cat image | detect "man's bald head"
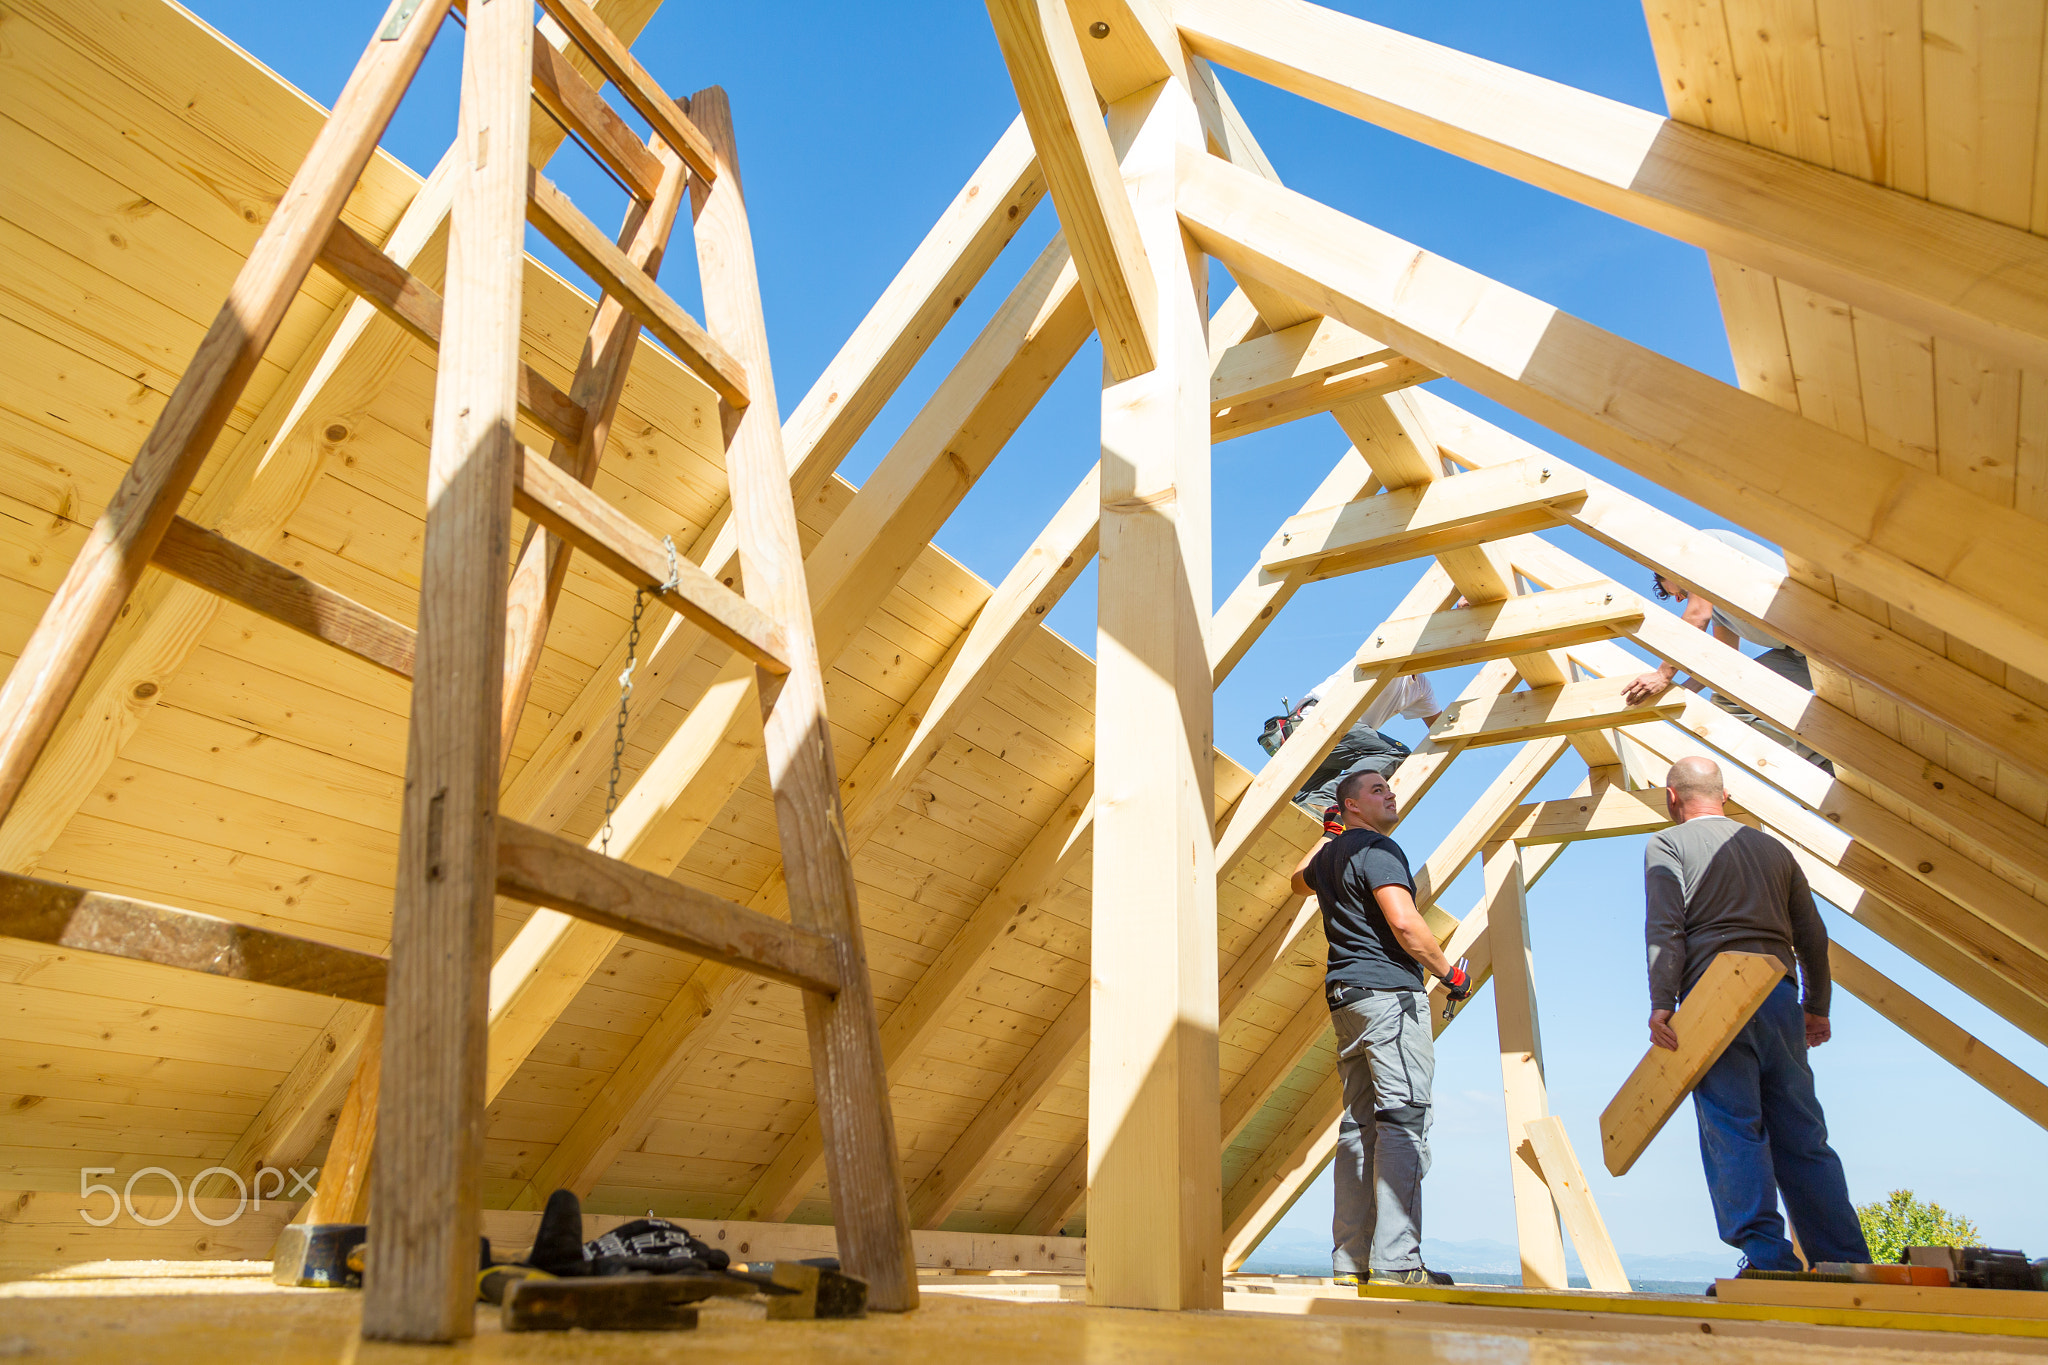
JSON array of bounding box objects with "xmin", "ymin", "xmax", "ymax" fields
[{"xmin": 1664, "ymin": 756, "xmax": 1727, "ymax": 819}]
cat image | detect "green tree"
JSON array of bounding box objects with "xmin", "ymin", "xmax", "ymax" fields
[{"xmin": 1855, "ymin": 1188, "xmax": 1982, "ymax": 1264}]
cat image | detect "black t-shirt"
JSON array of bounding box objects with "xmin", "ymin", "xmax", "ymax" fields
[{"xmin": 1304, "ymin": 828, "xmax": 1425, "ymax": 993}]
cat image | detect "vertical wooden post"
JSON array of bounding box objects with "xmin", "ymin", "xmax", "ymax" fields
[
  {"xmin": 687, "ymin": 86, "xmax": 919, "ymax": 1314},
  {"xmin": 361, "ymin": 0, "xmax": 530, "ymax": 1342},
  {"xmin": 1523, "ymin": 1114, "xmax": 1630, "ymax": 1291},
  {"xmin": 1088, "ymin": 72, "xmax": 1221, "ymax": 1312},
  {"xmin": 1483, "ymin": 844, "xmax": 1568, "ymax": 1288}
]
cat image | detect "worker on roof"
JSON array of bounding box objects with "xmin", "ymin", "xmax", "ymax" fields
[
  {"xmin": 1620, "ymin": 527, "xmax": 1831, "ymax": 772},
  {"xmin": 1262, "ymin": 665, "xmax": 1442, "ymax": 811},
  {"xmin": 1644, "ymin": 756, "xmax": 1870, "ymax": 1276},
  {"xmin": 1290, "ymin": 768, "xmax": 1472, "ymax": 1287}
]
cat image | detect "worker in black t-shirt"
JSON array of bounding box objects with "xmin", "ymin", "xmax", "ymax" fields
[{"xmin": 1289, "ymin": 768, "xmax": 1473, "ymax": 1286}]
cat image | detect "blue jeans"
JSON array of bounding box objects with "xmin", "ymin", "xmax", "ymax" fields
[{"xmin": 1692, "ymin": 977, "xmax": 1869, "ymax": 1270}]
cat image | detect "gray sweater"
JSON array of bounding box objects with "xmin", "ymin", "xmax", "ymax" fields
[{"xmin": 1644, "ymin": 815, "xmax": 1831, "ymax": 1015}]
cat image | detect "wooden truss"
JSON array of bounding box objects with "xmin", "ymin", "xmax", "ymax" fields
[{"xmin": 0, "ymin": 0, "xmax": 2045, "ymax": 1325}]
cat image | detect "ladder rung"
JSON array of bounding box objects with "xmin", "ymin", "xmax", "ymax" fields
[
  {"xmin": 0, "ymin": 869, "xmax": 387, "ymax": 1005},
  {"xmin": 533, "ymin": 0, "xmax": 718, "ymax": 182},
  {"xmin": 152, "ymin": 516, "xmax": 416, "ymax": 678},
  {"xmin": 493, "ymin": 817, "xmax": 842, "ymax": 995},
  {"xmin": 532, "ymin": 36, "xmax": 664, "ymax": 201},
  {"xmin": 511, "ymin": 447, "xmax": 789, "ymax": 674},
  {"xmin": 526, "ymin": 170, "xmax": 752, "ymax": 410},
  {"xmin": 316, "ymin": 219, "xmax": 587, "ymax": 448}
]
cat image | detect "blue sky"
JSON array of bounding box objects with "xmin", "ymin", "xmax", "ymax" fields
[{"xmin": 183, "ymin": 1, "xmax": 2048, "ymax": 1269}]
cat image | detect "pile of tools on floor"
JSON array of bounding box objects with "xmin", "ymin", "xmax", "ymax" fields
[
  {"xmin": 273, "ymin": 1190, "xmax": 867, "ymax": 1331},
  {"xmin": 1736, "ymin": 1246, "xmax": 2048, "ymax": 1291}
]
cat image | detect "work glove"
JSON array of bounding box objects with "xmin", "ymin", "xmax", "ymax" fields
[
  {"xmin": 1322, "ymin": 805, "xmax": 1345, "ymax": 839},
  {"xmin": 1440, "ymin": 959, "xmax": 1474, "ymax": 1003}
]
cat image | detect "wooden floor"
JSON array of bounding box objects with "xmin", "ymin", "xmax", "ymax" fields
[{"xmin": 1, "ymin": 1265, "xmax": 2044, "ymax": 1362}]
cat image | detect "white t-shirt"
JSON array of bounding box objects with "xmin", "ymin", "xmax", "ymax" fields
[
  {"xmin": 1700, "ymin": 527, "xmax": 1790, "ymax": 651},
  {"xmin": 1304, "ymin": 667, "xmax": 1439, "ymax": 730}
]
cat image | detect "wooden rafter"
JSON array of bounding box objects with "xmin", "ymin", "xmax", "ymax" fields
[
  {"xmin": 1172, "ymin": 0, "xmax": 2048, "ymax": 375},
  {"xmin": 1177, "ymin": 150, "xmax": 2048, "ymax": 681},
  {"xmin": 1421, "ymin": 391, "xmax": 2048, "ymax": 787},
  {"xmin": 986, "ymin": 0, "xmax": 1158, "ymax": 379}
]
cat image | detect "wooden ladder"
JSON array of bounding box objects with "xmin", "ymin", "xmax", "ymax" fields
[{"xmin": 0, "ymin": 0, "xmax": 916, "ymax": 1341}]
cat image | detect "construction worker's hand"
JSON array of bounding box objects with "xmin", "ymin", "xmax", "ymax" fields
[
  {"xmin": 1322, "ymin": 805, "xmax": 1345, "ymax": 839},
  {"xmin": 1440, "ymin": 961, "xmax": 1474, "ymax": 1003},
  {"xmin": 1648, "ymin": 1009, "xmax": 1679, "ymax": 1051},
  {"xmin": 1804, "ymin": 1012, "xmax": 1831, "ymax": 1048},
  {"xmin": 1623, "ymin": 671, "xmax": 1672, "ymax": 705}
]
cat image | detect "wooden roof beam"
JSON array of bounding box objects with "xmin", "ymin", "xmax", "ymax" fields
[
  {"xmin": 1211, "ymin": 318, "xmax": 1436, "ymax": 441},
  {"xmin": 986, "ymin": 0, "xmax": 1158, "ymax": 379},
  {"xmin": 1562, "ymin": 631, "xmax": 2048, "ymax": 980},
  {"xmin": 1259, "ymin": 457, "xmax": 1586, "ymax": 579},
  {"xmin": 1173, "ymin": 0, "xmax": 2048, "ymax": 376},
  {"xmin": 1830, "ymin": 944, "xmax": 2048, "ymax": 1136},
  {"xmin": 0, "ymin": 870, "xmax": 387, "ymax": 1005},
  {"xmin": 1516, "ymin": 541, "xmax": 2048, "ymax": 897},
  {"xmin": 1421, "ymin": 391, "xmax": 2048, "ymax": 788},
  {"xmin": 1430, "ymin": 678, "xmax": 1687, "ymax": 749},
  {"xmin": 1177, "ymin": 150, "xmax": 2048, "ymax": 683},
  {"xmin": 1064, "ymin": 0, "xmax": 1181, "ymax": 104}
]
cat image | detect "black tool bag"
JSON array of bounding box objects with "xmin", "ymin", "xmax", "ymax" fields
[
  {"xmin": 1258, "ymin": 697, "xmax": 1317, "ymax": 756},
  {"xmin": 527, "ymin": 1188, "xmax": 731, "ymax": 1276}
]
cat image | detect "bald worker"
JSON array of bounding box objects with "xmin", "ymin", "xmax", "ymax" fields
[{"xmin": 1644, "ymin": 756, "xmax": 1868, "ymax": 1273}]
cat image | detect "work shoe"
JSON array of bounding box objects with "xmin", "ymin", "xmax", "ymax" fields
[
  {"xmin": 1366, "ymin": 1266, "xmax": 1455, "ymax": 1286},
  {"xmin": 1331, "ymin": 1273, "xmax": 1361, "ymax": 1287}
]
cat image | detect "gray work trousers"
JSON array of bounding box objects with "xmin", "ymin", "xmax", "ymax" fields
[
  {"xmin": 1709, "ymin": 646, "xmax": 1834, "ymax": 773},
  {"xmin": 1329, "ymin": 987, "xmax": 1434, "ymax": 1275}
]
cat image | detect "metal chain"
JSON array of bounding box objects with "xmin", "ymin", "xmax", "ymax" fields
[{"xmin": 599, "ymin": 537, "xmax": 681, "ymax": 856}]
